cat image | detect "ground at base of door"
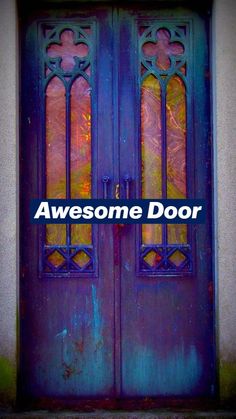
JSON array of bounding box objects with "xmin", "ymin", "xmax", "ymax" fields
[{"xmin": 1, "ymin": 409, "xmax": 236, "ymax": 419}]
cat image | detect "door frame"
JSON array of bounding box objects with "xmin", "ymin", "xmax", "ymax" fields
[{"xmin": 18, "ymin": 0, "xmax": 216, "ymax": 410}]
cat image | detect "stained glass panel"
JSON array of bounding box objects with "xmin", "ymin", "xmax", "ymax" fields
[
  {"xmin": 139, "ymin": 22, "xmax": 191, "ymax": 274},
  {"xmin": 166, "ymin": 75, "xmax": 187, "ymax": 244},
  {"xmin": 71, "ymin": 77, "xmax": 92, "ymax": 246},
  {"xmin": 141, "ymin": 74, "xmax": 162, "ymax": 244},
  {"xmin": 43, "ymin": 23, "xmax": 94, "ymax": 273},
  {"xmin": 46, "ymin": 76, "xmax": 66, "ymax": 246},
  {"xmin": 72, "ymin": 250, "xmax": 90, "ymax": 268}
]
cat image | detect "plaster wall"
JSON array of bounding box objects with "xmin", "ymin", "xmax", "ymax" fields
[
  {"xmin": 0, "ymin": 0, "xmax": 18, "ymax": 406},
  {"xmin": 212, "ymin": 0, "xmax": 236, "ymax": 401}
]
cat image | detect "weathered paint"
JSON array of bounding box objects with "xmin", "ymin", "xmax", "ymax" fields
[
  {"xmin": 0, "ymin": 356, "xmax": 16, "ymax": 406},
  {"xmin": 119, "ymin": 6, "xmax": 214, "ymax": 398},
  {"xmin": 91, "ymin": 284, "xmax": 103, "ymax": 343},
  {"xmin": 122, "ymin": 344, "xmax": 202, "ymax": 395},
  {"xmin": 20, "ymin": 5, "xmax": 115, "ymax": 400}
]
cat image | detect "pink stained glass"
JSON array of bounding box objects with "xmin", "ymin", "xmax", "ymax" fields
[
  {"xmin": 46, "ymin": 77, "xmax": 66, "ymax": 246},
  {"xmin": 141, "ymin": 74, "xmax": 162, "ymax": 244},
  {"xmin": 166, "ymin": 75, "xmax": 187, "ymax": 244},
  {"xmin": 70, "ymin": 77, "xmax": 92, "ymax": 246},
  {"xmin": 142, "ymin": 29, "xmax": 184, "ymax": 71},
  {"xmin": 47, "ymin": 30, "xmax": 89, "ymax": 72}
]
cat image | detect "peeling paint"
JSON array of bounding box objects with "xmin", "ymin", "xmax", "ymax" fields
[
  {"xmin": 123, "ymin": 343, "xmax": 202, "ymax": 395},
  {"xmin": 55, "ymin": 328, "xmax": 71, "ymax": 366},
  {"xmin": 55, "ymin": 328, "xmax": 68, "ymax": 339},
  {"xmin": 94, "ymin": 338, "xmax": 104, "ymax": 353},
  {"xmin": 92, "ymin": 284, "xmax": 102, "ymax": 343},
  {"xmin": 62, "ymin": 362, "xmax": 76, "ymax": 380},
  {"xmin": 124, "ymin": 262, "xmax": 131, "ymax": 271},
  {"xmin": 74, "ymin": 340, "xmax": 84, "ymax": 353}
]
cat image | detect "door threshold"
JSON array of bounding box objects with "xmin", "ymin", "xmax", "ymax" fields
[{"xmin": 15, "ymin": 396, "xmax": 223, "ymax": 413}]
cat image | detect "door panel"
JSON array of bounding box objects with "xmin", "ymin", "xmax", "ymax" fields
[
  {"xmin": 119, "ymin": 7, "xmax": 214, "ymax": 396},
  {"xmin": 20, "ymin": 6, "xmax": 116, "ymax": 398},
  {"xmin": 20, "ymin": 3, "xmax": 214, "ymax": 403}
]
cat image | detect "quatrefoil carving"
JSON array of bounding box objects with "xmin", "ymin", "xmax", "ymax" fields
[
  {"xmin": 47, "ymin": 29, "xmax": 89, "ymax": 71},
  {"xmin": 142, "ymin": 28, "xmax": 184, "ymax": 70}
]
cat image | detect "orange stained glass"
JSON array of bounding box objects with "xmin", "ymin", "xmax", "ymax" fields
[
  {"xmin": 70, "ymin": 77, "xmax": 92, "ymax": 245},
  {"xmin": 141, "ymin": 74, "xmax": 162, "ymax": 244},
  {"xmin": 46, "ymin": 76, "xmax": 66, "ymax": 245},
  {"xmin": 166, "ymin": 75, "xmax": 187, "ymax": 243}
]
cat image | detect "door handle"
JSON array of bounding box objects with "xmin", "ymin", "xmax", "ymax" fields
[
  {"xmin": 123, "ymin": 175, "xmax": 132, "ymax": 199},
  {"xmin": 102, "ymin": 175, "xmax": 110, "ymax": 199},
  {"xmin": 115, "ymin": 183, "xmax": 120, "ymax": 199}
]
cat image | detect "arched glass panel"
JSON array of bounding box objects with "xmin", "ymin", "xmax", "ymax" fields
[
  {"xmin": 166, "ymin": 75, "xmax": 187, "ymax": 244},
  {"xmin": 141, "ymin": 74, "xmax": 162, "ymax": 244}
]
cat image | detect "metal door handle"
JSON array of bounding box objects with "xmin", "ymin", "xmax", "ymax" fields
[
  {"xmin": 115, "ymin": 183, "xmax": 120, "ymax": 199},
  {"xmin": 102, "ymin": 176, "xmax": 110, "ymax": 199},
  {"xmin": 123, "ymin": 175, "xmax": 132, "ymax": 199}
]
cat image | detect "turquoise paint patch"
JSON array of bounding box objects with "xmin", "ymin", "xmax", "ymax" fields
[
  {"xmin": 123, "ymin": 343, "xmax": 202, "ymax": 396},
  {"xmin": 55, "ymin": 328, "xmax": 68, "ymax": 339},
  {"xmin": 91, "ymin": 284, "xmax": 102, "ymax": 342},
  {"xmin": 55, "ymin": 328, "xmax": 71, "ymax": 366},
  {"xmin": 89, "ymin": 285, "xmax": 107, "ymax": 391}
]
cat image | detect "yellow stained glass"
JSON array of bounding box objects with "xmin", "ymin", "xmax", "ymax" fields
[
  {"xmin": 141, "ymin": 74, "xmax": 162, "ymax": 244},
  {"xmin": 166, "ymin": 75, "xmax": 187, "ymax": 244}
]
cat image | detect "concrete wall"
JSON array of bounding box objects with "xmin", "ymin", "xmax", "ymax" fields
[
  {"xmin": 0, "ymin": 0, "xmax": 18, "ymax": 407},
  {"xmin": 0, "ymin": 0, "xmax": 236, "ymax": 407},
  {"xmin": 212, "ymin": 0, "xmax": 236, "ymax": 402}
]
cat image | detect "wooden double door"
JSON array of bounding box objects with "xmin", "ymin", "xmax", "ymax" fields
[{"xmin": 20, "ymin": 2, "xmax": 214, "ymax": 405}]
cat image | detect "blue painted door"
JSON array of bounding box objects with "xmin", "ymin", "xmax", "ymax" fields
[
  {"xmin": 118, "ymin": 7, "xmax": 214, "ymax": 397},
  {"xmin": 20, "ymin": 6, "xmax": 116, "ymax": 402},
  {"xmin": 20, "ymin": 3, "xmax": 214, "ymax": 405}
]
